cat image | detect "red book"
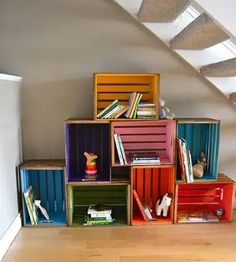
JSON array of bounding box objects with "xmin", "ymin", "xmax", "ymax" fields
[
  {"xmin": 177, "ymin": 138, "xmax": 186, "ymax": 182},
  {"xmin": 133, "ymin": 189, "xmax": 148, "ymax": 221}
]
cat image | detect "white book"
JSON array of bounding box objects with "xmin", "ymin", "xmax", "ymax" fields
[
  {"xmin": 188, "ymin": 150, "xmax": 194, "ymax": 183},
  {"xmin": 181, "ymin": 140, "xmax": 190, "ymax": 183},
  {"xmin": 118, "ymin": 134, "xmax": 127, "ymax": 165},
  {"xmin": 114, "ymin": 133, "xmax": 124, "ymax": 165}
]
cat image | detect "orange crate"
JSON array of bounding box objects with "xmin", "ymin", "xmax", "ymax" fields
[
  {"xmin": 94, "ymin": 73, "xmax": 159, "ymax": 120},
  {"xmin": 131, "ymin": 166, "xmax": 175, "ymax": 225}
]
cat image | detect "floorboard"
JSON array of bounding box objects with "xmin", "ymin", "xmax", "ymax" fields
[{"xmin": 3, "ymin": 212, "xmax": 236, "ymax": 262}]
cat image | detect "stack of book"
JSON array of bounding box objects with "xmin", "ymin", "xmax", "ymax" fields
[
  {"xmin": 129, "ymin": 152, "xmax": 161, "ymax": 165},
  {"xmin": 137, "ymin": 103, "xmax": 156, "ymax": 119},
  {"xmin": 124, "ymin": 92, "xmax": 143, "ymax": 119},
  {"xmin": 97, "ymin": 100, "xmax": 129, "ymax": 119},
  {"xmin": 83, "ymin": 205, "xmax": 115, "ymax": 226}
]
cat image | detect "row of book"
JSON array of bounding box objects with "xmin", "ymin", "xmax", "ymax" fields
[
  {"xmin": 97, "ymin": 99, "xmax": 129, "ymax": 119},
  {"xmin": 83, "ymin": 204, "xmax": 115, "ymax": 226},
  {"xmin": 97, "ymin": 92, "xmax": 157, "ymax": 119},
  {"xmin": 114, "ymin": 133, "xmax": 161, "ymax": 165},
  {"xmin": 177, "ymin": 137, "xmax": 194, "ymax": 183}
]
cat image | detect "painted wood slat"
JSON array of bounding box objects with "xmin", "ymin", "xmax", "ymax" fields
[
  {"xmin": 96, "ymin": 75, "xmax": 157, "ymax": 84},
  {"xmin": 178, "ymin": 196, "xmax": 221, "ymax": 204},
  {"xmin": 121, "ymin": 134, "xmax": 166, "ymax": 142},
  {"xmin": 39, "ymin": 170, "xmax": 47, "ymax": 211},
  {"xmin": 97, "ymin": 93, "xmax": 152, "ymax": 101},
  {"xmin": 115, "ymin": 127, "xmax": 167, "ymax": 135},
  {"xmin": 178, "ymin": 189, "xmax": 220, "ymax": 197},
  {"xmin": 123, "ymin": 142, "xmax": 167, "ymax": 151},
  {"xmin": 97, "ymin": 85, "xmax": 153, "ymax": 92}
]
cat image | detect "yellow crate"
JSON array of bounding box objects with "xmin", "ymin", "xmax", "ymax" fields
[{"xmin": 94, "ymin": 73, "xmax": 160, "ymax": 120}]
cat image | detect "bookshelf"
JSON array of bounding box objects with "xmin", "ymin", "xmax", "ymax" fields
[{"xmin": 19, "ymin": 73, "xmax": 235, "ymax": 227}]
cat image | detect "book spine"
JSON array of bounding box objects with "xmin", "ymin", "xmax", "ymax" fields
[
  {"xmin": 114, "ymin": 133, "xmax": 124, "ymax": 165},
  {"xmin": 177, "ymin": 138, "xmax": 186, "ymax": 183},
  {"xmin": 117, "ymin": 134, "xmax": 127, "ymax": 165}
]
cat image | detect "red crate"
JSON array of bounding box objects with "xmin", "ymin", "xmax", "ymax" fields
[{"xmin": 175, "ymin": 174, "xmax": 235, "ymax": 223}]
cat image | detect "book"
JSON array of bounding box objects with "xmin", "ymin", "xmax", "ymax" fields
[
  {"xmin": 178, "ymin": 210, "xmax": 219, "ymax": 223},
  {"xmin": 24, "ymin": 186, "xmax": 38, "ymax": 225},
  {"xmin": 117, "ymin": 134, "xmax": 127, "ymax": 165},
  {"xmin": 131, "ymin": 159, "xmax": 161, "ymax": 165},
  {"xmin": 133, "ymin": 189, "xmax": 149, "ymax": 221},
  {"xmin": 97, "ymin": 99, "xmax": 119, "ymax": 118},
  {"xmin": 87, "ymin": 205, "xmax": 112, "ymax": 219},
  {"xmin": 83, "ymin": 215, "xmax": 115, "ymax": 226},
  {"xmin": 112, "ymin": 105, "xmax": 129, "ymax": 119},
  {"xmin": 177, "ymin": 137, "xmax": 193, "ymax": 183},
  {"xmin": 124, "ymin": 92, "xmax": 137, "ymax": 118},
  {"xmin": 130, "ymin": 152, "xmax": 160, "ymax": 160},
  {"xmin": 114, "ymin": 133, "xmax": 124, "ymax": 165}
]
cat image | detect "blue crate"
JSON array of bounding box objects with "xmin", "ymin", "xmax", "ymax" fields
[
  {"xmin": 20, "ymin": 160, "xmax": 66, "ymax": 226},
  {"xmin": 177, "ymin": 119, "xmax": 220, "ymax": 181}
]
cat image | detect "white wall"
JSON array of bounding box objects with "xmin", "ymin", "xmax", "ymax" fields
[
  {"xmin": 0, "ymin": 75, "xmax": 22, "ymax": 239},
  {"xmin": 0, "ymin": 0, "xmax": 235, "ymax": 180}
]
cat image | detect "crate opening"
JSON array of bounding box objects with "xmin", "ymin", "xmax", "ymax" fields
[
  {"xmin": 131, "ymin": 167, "xmax": 175, "ymax": 225},
  {"xmin": 65, "ymin": 123, "xmax": 110, "ymax": 182}
]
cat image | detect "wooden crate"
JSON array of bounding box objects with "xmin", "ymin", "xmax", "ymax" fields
[
  {"xmin": 177, "ymin": 118, "xmax": 220, "ymax": 181},
  {"xmin": 20, "ymin": 160, "xmax": 66, "ymax": 226},
  {"xmin": 111, "ymin": 120, "xmax": 176, "ymax": 166},
  {"xmin": 175, "ymin": 174, "xmax": 235, "ymax": 223},
  {"xmin": 94, "ymin": 73, "xmax": 159, "ymax": 120},
  {"xmin": 131, "ymin": 166, "xmax": 175, "ymax": 225},
  {"xmin": 65, "ymin": 119, "xmax": 110, "ymax": 182},
  {"xmin": 67, "ymin": 182, "xmax": 130, "ymax": 226}
]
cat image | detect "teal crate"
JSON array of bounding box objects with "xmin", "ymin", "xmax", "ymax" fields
[
  {"xmin": 20, "ymin": 160, "xmax": 66, "ymax": 226},
  {"xmin": 177, "ymin": 119, "xmax": 220, "ymax": 181}
]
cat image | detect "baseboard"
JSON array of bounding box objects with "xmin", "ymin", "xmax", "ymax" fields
[{"xmin": 0, "ymin": 214, "xmax": 21, "ymax": 261}]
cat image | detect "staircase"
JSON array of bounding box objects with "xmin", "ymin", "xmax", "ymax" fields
[{"xmin": 113, "ymin": 0, "xmax": 236, "ymax": 104}]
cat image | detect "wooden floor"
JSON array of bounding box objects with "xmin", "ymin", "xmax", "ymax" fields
[{"xmin": 4, "ymin": 212, "xmax": 236, "ymax": 262}]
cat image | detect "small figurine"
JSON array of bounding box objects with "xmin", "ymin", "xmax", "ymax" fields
[
  {"xmin": 155, "ymin": 193, "xmax": 172, "ymax": 217},
  {"xmin": 192, "ymin": 152, "xmax": 207, "ymax": 178},
  {"xmin": 84, "ymin": 152, "xmax": 98, "ymax": 180},
  {"xmin": 159, "ymin": 98, "xmax": 175, "ymax": 120}
]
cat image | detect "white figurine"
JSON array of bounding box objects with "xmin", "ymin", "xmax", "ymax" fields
[
  {"xmin": 155, "ymin": 193, "xmax": 172, "ymax": 217},
  {"xmin": 34, "ymin": 200, "xmax": 50, "ymax": 221},
  {"xmin": 159, "ymin": 98, "xmax": 175, "ymax": 120}
]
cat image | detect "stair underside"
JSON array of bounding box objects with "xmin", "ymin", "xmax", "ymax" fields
[
  {"xmin": 137, "ymin": 0, "xmax": 191, "ymax": 23},
  {"xmin": 170, "ymin": 13, "xmax": 230, "ymax": 50},
  {"xmin": 201, "ymin": 58, "xmax": 236, "ymax": 77}
]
